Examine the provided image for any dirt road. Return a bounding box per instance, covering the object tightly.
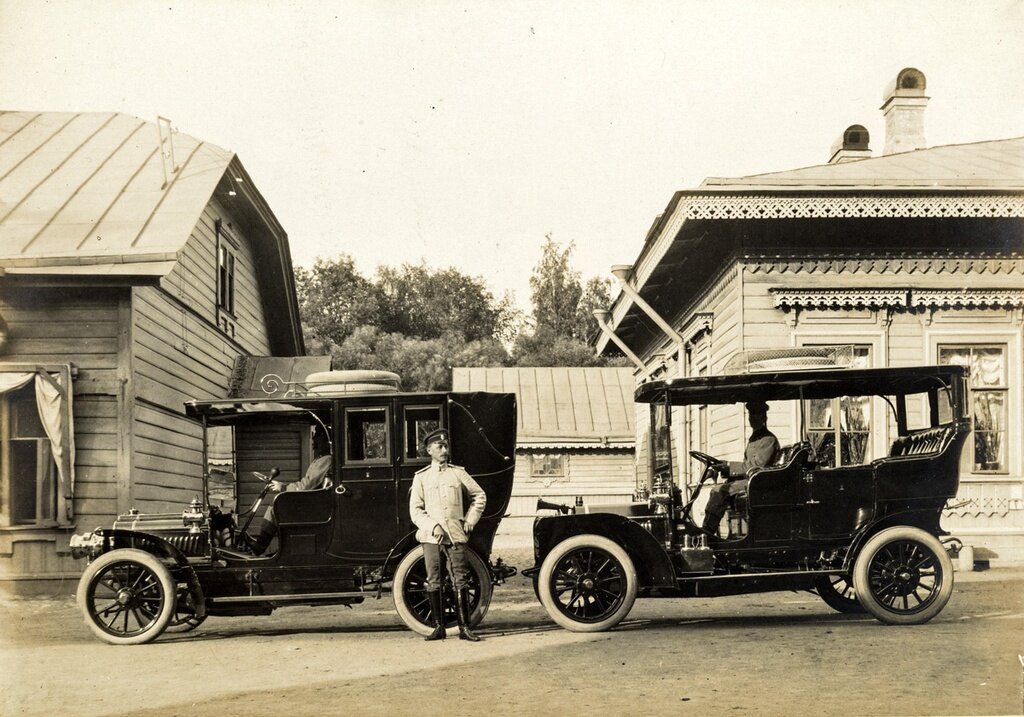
[2,549,1021,717]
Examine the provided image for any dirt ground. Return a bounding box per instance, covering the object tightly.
[2,547,1022,717]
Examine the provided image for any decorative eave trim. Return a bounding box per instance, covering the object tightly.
[771,287,1024,310]
[911,289,1024,309]
[771,288,906,310]
[677,194,1024,220]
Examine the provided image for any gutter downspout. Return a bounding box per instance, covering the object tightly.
[592,310,648,374]
[610,264,685,356]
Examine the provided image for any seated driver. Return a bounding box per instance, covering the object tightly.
[702,401,779,536]
[250,428,333,555]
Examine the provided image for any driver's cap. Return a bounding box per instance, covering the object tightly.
[423,427,449,447]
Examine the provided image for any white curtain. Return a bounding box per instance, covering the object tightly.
[0,370,74,521]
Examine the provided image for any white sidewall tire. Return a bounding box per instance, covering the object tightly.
[392,545,492,636]
[852,526,954,625]
[538,534,638,633]
[76,549,177,645]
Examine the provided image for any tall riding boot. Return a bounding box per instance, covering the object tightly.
[424,590,446,641]
[456,587,481,642]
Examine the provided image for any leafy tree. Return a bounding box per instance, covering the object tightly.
[375,262,518,343]
[511,325,606,367]
[328,327,510,391]
[529,235,583,338]
[295,256,383,349]
[575,276,613,344]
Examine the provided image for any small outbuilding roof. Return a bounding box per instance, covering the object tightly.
[452,367,635,449]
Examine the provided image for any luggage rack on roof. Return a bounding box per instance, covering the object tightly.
[259,370,403,397]
[723,346,856,375]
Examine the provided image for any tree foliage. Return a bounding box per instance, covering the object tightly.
[295,256,383,350]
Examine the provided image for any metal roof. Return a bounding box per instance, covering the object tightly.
[0,111,305,355]
[0,111,232,270]
[452,367,635,447]
[701,137,1024,191]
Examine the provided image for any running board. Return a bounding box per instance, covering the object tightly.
[208,591,371,604]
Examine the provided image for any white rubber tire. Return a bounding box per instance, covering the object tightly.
[852,526,954,625]
[392,545,492,637]
[538,534,638,633]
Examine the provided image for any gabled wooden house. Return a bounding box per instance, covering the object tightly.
[0,111,303,594]
[595,69,1024,565]
[453,367,635,531]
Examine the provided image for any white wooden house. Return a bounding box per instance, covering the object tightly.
[596,69,1024,565]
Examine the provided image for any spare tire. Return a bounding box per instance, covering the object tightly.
[304,370,402,395]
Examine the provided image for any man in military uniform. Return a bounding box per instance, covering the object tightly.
[702,401,780,536]
[409,427,486,641]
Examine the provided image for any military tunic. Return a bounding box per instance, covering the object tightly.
[409,460,486,591]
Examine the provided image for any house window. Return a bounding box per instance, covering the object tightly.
[217,243,236,316]
[345,407,390,464]
[939,345,1007,473]
[404,405,442,460]
[530,454,565,478]
[1,384,57,525]
[806,346,872,468]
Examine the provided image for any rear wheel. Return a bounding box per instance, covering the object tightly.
[76,549,177,645]
[538,535,638,632]
[814,574,865,614]
[852,526,953,625]
[393,545,492,637]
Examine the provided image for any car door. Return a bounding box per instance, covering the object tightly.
[326,399,398,559]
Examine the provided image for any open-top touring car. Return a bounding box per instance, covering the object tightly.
[525,349,970,631]
[69,370,517,644]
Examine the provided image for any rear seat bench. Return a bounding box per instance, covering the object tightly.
[887,426,955,458]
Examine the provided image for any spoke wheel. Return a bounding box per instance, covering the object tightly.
[853,526,953,625]
[166,603,207,633]
[538,535,637,633]
[393,545,492,637]
[814,574,865,614]
[76,549,176,645]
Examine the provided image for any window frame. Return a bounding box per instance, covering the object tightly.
[402,404,443,462]
[0,363,74,529]
[938,343,1010,475]
[529,453,566,478]
[214,220,238,338]
[343,406,391,466]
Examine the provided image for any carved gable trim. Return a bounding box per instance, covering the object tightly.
[771,288,907,310]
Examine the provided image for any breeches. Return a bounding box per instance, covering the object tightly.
[705,478,749,516]
[422,542,472,591]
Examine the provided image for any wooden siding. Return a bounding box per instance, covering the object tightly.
[506,450,635,517]
[130,201,274,512]
[236,424,305,511]
[0,287,123,526]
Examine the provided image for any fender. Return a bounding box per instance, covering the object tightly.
[96,528,206,616]
[841,508,945,573]
[533,514,677,588]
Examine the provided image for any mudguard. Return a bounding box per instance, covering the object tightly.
[532,513,677,589]
[842,508,947,573]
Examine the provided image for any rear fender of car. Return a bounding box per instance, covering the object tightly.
[842,508,945,572]
[532,514,676,589]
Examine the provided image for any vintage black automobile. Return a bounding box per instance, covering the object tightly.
[525,351,970,631]
[69,371,517,645]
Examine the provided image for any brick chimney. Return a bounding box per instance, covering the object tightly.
[828,124,871,164]
[881,67,928,155]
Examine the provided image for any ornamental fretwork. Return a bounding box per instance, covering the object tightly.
[680,195,1024,220]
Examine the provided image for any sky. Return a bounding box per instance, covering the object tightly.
[1,0,1022,312]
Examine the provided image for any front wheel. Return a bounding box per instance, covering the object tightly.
[76,549,177,645]
[538,535,638,632]
[852,526,954,625]
[393,545,493,637]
